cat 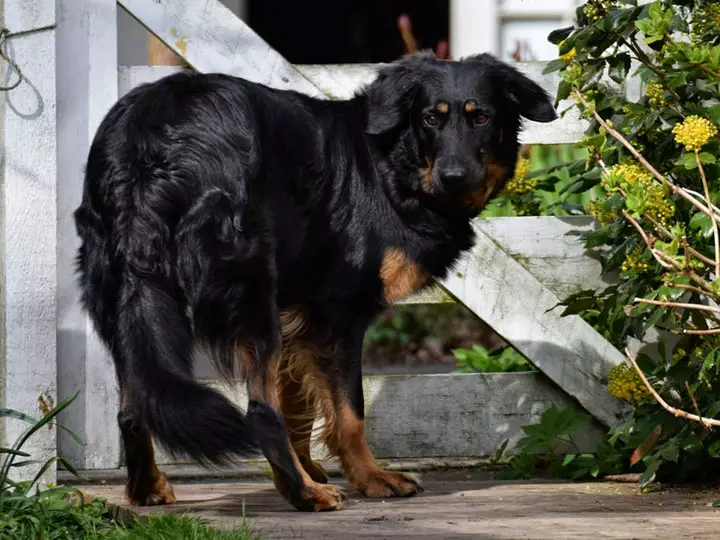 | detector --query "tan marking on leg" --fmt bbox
[120,391,176,507]
[278,365,329,483]
[380,248,428,304]
[326,402,423,498]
